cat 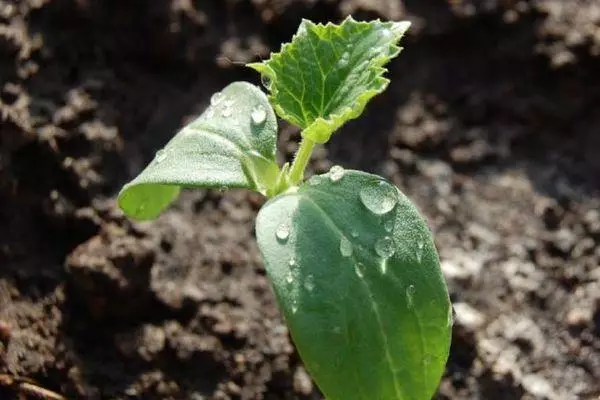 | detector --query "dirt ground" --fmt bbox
[1,0,599,399]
